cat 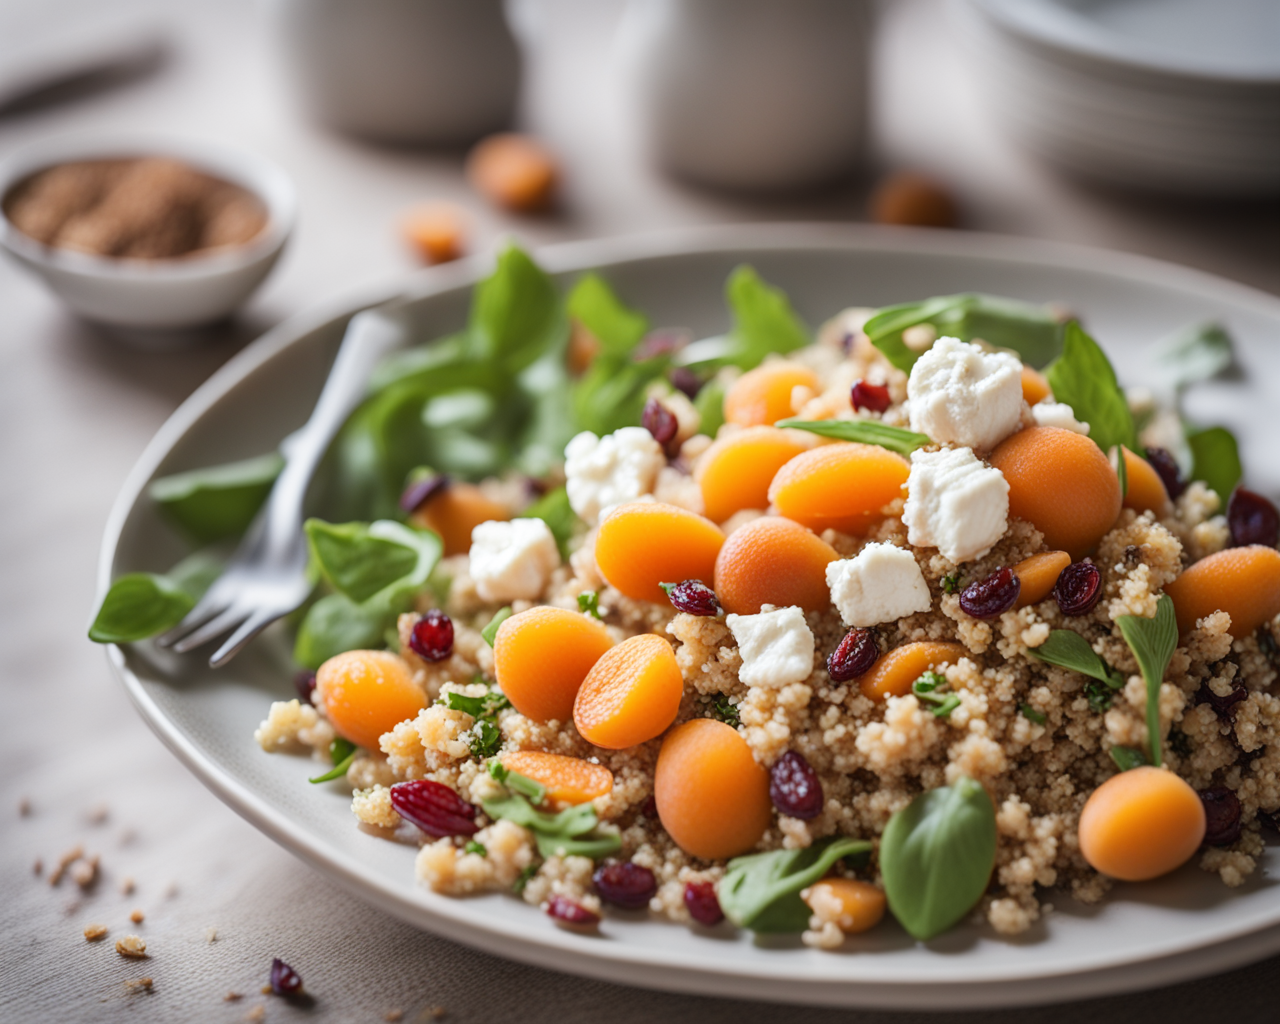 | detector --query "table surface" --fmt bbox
[3,1,1279,1021]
